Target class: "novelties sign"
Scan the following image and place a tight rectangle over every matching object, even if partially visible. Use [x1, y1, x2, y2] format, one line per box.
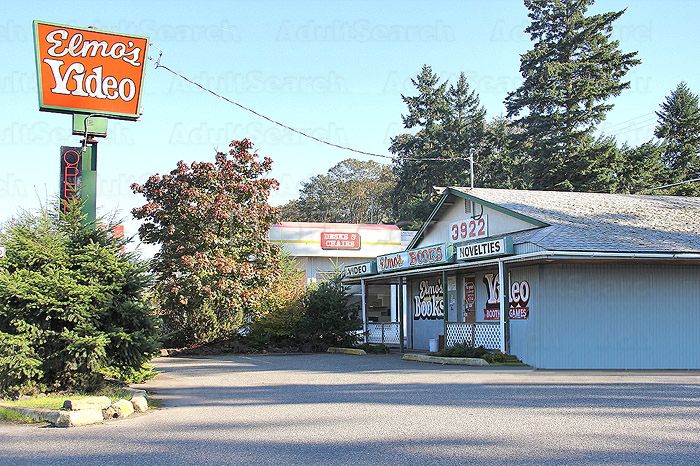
[320, 232, 361, 250]
[456, 237, 513, 262]
[33, 21, 149, 119]
[376, 243, 452, 273]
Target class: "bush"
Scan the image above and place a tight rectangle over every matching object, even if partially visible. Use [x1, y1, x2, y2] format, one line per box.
[245, 272, 362, 352]
[356, 343, 391, 354]
[436, 343, 521, 364]
[296, 274, 362, 351]
[0, 202, 159, 397]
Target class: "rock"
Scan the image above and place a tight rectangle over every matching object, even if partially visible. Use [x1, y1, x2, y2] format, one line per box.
[36, 393, 47, 398]
[63, 396, 112, 411]
[159, 349, 170, 357]
[111, 399, 134, 418]
[131, 396, 148, 413]
[102, 406, 117, 420]
[124, 388, 147, 398]
[54, 409, 103, 427]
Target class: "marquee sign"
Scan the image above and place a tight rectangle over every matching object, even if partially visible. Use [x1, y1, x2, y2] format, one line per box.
[342, 261, 377, 278]
[483, 272, 531, 320]
[33, 21, 149, 119]
[456, 237, 513, 262]
[376, 243, 452, 273]
[320, 232, 361, 250]
[59, 146, 82, 211]
[449, 215, 488, 242]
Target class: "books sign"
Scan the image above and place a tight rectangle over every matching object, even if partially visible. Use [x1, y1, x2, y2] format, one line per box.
[377, 243, 452, 273]
[33, 21, 149, 119]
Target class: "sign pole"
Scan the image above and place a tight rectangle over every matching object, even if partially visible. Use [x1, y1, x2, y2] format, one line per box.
[80, 139, 98, 225]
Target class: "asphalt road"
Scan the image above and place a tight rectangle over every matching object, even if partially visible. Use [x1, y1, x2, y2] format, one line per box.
[2, 354, 700, 465]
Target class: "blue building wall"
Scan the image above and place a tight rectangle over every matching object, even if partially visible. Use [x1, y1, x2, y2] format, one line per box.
[534, 263, 700, 369]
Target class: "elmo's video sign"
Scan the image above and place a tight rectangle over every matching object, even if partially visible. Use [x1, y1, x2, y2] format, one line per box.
[33, 21, 149, 120]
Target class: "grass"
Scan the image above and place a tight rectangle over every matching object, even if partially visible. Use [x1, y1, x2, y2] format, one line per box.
[0, 407, 39, 424]
[1, 385, 136, 411]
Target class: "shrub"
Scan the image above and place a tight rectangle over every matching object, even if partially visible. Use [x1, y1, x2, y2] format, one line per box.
[436, 343, 522, 364]
[296, 274, 362, 351]
[0, 202, 159, 397]
[356, 343, 391, 354]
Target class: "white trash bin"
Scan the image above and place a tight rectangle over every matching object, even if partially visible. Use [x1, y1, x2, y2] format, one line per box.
[428, 338, 439, 353]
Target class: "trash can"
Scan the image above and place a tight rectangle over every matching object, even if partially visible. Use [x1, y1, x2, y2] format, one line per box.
[428, 338, 439, 353]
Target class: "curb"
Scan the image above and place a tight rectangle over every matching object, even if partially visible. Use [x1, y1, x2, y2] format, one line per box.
[327, 347, 367, 356]
[402, 354, 489, 366]
[0, 405, 103, 427]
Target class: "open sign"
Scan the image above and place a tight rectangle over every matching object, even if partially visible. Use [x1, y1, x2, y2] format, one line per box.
[33, 21, 149, 119]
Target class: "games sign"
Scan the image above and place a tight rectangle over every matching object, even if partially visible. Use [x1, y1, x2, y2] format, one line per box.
[483, 272, 531, 320]
[33, 21, 149, 119]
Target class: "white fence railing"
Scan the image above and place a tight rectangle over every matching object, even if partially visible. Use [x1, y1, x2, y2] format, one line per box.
[367, 322, 401, 345]
[445, 322, 501, 350]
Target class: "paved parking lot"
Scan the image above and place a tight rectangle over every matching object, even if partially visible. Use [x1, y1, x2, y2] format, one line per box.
[2, 353, 700, 465]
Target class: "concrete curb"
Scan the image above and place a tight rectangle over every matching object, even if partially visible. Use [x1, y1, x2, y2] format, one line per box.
[327, 347, 367, 356]
[402, 354, 489, 366]
[0, 405, 103, 427]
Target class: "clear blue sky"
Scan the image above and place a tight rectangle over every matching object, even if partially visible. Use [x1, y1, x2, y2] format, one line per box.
[2, 0, 699, 242]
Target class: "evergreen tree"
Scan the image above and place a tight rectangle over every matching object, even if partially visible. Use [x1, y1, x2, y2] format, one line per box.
[505, 0, 640, 191]
[478, 117, 530, 189]
[0, 201, 159, 396]
[654, 81, 700, 194]
[390, 66, 486, 227]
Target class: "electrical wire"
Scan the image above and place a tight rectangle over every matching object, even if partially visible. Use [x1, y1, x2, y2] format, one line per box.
[150, 51, 471, 163]
[638, 176, 700, 193]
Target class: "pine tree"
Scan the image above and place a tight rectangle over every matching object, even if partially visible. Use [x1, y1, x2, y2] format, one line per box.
[505, 0, 640, 191]
[654, 82, 700, 193]
[390, 67, 486, 227]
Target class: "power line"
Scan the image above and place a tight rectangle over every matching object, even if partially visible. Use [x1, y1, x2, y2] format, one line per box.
[151, 53, 471, 163]
[638, 176, 700, 193]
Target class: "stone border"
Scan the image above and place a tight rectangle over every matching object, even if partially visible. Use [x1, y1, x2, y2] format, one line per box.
[0, 388, 152, 428]
[327, 347, 367, 356]
[402, 354, 489, 366]
[0, 405, 103, 427]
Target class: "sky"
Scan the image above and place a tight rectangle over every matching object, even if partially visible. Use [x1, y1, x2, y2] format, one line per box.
[2, 0, 700, 246]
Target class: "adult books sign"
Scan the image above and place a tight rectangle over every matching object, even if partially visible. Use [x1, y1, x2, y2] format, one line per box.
[33, 21, 149, 119]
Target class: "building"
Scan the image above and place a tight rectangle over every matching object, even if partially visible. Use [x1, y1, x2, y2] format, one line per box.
[269, 222, 410, 324]
[344, 187, 700, 369]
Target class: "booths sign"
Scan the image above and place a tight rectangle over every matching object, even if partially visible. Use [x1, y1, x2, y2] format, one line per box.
[483, 272, 530, 320]
[377, 243, 451, 273]
[33, 21, 149, 119]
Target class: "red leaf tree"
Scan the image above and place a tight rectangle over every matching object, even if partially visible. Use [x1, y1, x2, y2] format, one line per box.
[131, 139, 281, 345]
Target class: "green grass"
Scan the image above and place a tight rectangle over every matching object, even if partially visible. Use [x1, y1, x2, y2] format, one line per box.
[1, 386, 136, 411]
[0, 407, 39, 424]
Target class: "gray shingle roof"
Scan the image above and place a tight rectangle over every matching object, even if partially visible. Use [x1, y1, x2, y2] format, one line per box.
[451, 187, 700, 253]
